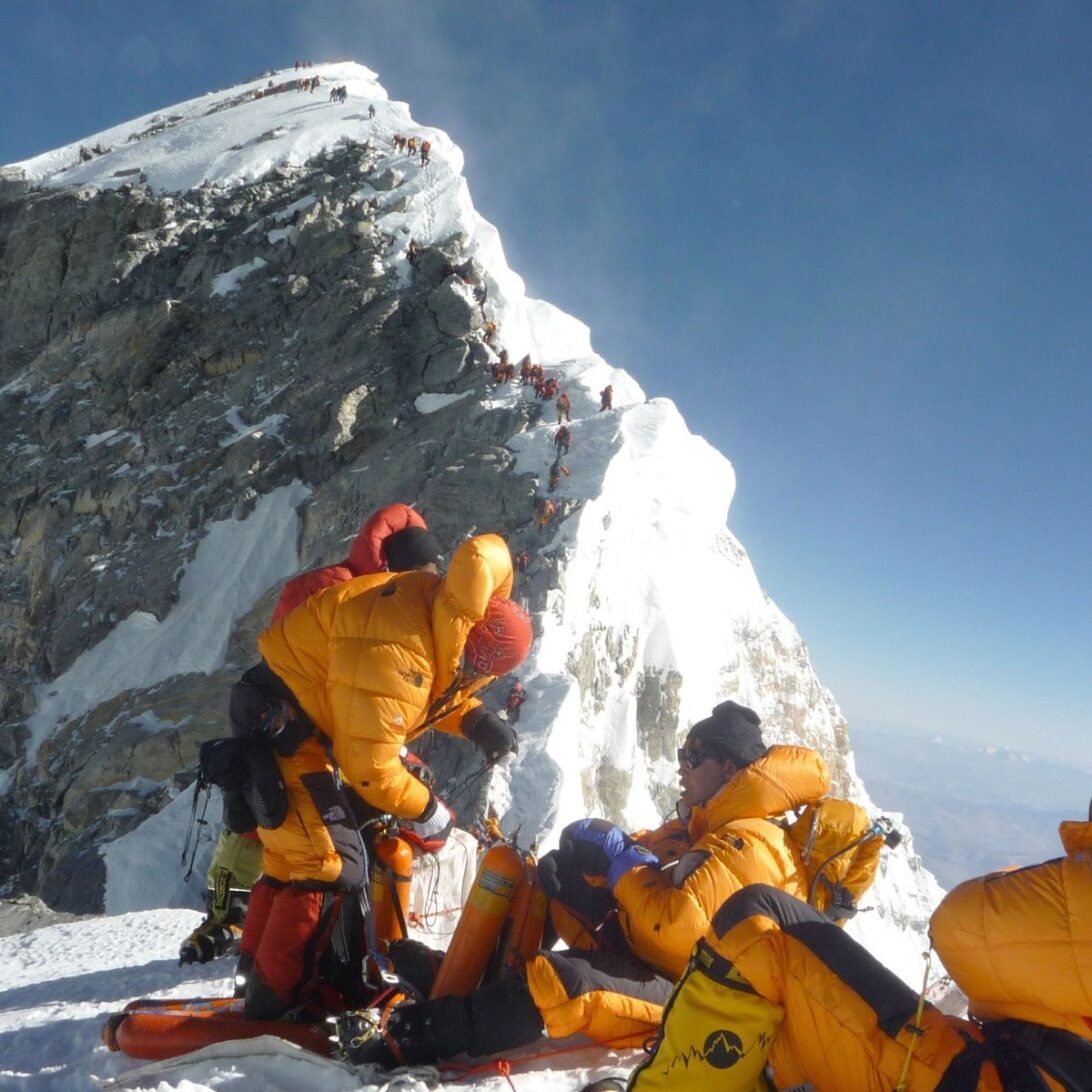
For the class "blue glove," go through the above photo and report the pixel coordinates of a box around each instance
[559,819,659,889]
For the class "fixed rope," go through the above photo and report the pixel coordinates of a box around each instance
[894,948,933,1091]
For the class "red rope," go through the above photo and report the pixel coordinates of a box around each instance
[407,906,463,923]
[442,1057,517,1089]
[438,1033,642,1085]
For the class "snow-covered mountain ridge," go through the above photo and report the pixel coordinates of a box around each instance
[1,56,940,1007]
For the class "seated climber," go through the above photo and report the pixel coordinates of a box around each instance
[627,806,1092,1091]
[339,701,884,1067]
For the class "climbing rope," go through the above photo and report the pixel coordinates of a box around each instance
[438,1032,644,1089]
[894,948,933,1091]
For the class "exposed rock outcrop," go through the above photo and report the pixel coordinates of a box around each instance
[0,142,536,909]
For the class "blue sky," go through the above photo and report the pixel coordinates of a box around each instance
[3,2,1089,764]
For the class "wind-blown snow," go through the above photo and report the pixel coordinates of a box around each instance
[22,481,310,764]
[4,60,952,1087]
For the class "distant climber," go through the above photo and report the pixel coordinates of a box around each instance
[555,391,572,424]
[368,104,376,119]
[407,238,421,265]
[599,385,613,412]
[538,498,557,530]
[554,425,571,456]
[420,139,431,165]
[548,458,569,492]
[407,136,418,155]
[515,549,530,573]
[504,680,527,724]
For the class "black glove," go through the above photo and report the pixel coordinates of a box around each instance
[463,708,518,765]
[538,849,565,898]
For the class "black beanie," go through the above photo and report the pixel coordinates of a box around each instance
[688,701,767,768]
[383,527,442,571]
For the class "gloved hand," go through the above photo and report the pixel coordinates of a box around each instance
[560,818,660,889]
[463,708,518,766]
[399,794,454,853]
[538,849,565,898]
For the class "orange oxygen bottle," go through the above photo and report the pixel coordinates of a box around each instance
[486,850,546,982]
[512,853,549,966]
[370,831,414,952]
[429,841,525,998]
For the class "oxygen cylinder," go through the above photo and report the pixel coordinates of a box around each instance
[487,851,547,981]
[369,832,414,952]
[511,854,549,966]
[429,842,524,999]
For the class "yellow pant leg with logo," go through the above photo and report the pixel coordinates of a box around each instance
[628,937,781,1092]
[633,884,1016,1092]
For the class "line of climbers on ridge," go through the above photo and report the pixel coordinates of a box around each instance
[482,335,611,528]
[391,133,431,164]
[170,490,1091,1090]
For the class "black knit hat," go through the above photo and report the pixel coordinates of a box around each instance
[383,526,442,571]
[688,701,767,769]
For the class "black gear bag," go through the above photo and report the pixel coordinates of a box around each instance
[199,737,288,833]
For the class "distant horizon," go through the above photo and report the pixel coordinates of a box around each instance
[1,4,1088,765]
[852,715,1092,776]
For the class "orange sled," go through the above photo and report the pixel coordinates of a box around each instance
[102,996,333,1060]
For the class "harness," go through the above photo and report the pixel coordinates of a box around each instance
[935,1019,1092,1092]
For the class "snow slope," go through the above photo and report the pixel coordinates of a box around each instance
[0,901,641,1091]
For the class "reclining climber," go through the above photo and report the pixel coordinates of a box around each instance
[180,503,441,964]
[226,531,533,1021]
[627,805,1092,1091]
[341,701,883,1067]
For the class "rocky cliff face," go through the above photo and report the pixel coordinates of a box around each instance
[0,64,942,982]
[0,140,541,909]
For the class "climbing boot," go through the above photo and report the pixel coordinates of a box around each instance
[336,974,543,1069]
[178,919,242,965]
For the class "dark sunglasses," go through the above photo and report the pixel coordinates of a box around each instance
[677,746,715,769]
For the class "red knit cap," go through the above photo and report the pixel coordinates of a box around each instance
[464,597,533,677]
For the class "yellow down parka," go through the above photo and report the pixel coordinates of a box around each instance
[614,745,831,978]
[930,816,1092,1042]
[258,533,514,823]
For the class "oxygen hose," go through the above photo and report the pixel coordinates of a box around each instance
[807,816,900,909]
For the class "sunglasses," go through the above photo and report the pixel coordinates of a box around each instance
[677,746,715,770]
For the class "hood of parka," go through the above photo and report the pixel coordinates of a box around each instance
[687,745,831,841]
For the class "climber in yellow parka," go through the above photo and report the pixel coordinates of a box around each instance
[339,702,890,1070]
[628,806,1092,1091]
